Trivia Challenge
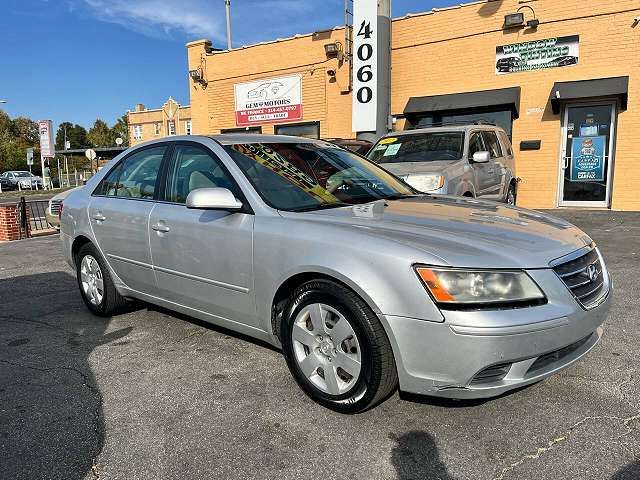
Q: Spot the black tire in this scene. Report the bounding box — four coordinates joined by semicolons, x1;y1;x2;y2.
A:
75;242;127;317
506;183;517;205
281;279;398;413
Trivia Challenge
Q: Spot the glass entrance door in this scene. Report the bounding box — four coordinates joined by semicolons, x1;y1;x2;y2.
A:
559;103;616;207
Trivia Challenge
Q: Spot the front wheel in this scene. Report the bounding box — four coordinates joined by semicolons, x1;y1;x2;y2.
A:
506;183;517;205
281;280;397;413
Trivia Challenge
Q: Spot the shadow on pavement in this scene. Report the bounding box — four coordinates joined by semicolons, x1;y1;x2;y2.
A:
0;271;130;479
390;430;455;480
611;460;640;479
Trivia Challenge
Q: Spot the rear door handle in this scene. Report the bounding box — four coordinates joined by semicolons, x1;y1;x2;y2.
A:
92;213;106;222
151;223;170;233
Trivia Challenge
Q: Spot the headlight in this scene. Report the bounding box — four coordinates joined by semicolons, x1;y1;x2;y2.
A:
402;174;445;192
415;266;546;307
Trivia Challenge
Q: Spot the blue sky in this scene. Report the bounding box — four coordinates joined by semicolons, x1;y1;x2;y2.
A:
1;0;461;130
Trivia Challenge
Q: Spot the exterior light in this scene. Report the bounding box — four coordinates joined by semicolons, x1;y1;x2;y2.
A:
504;13;525;29
324;42;340;58
189;68;207;86
527;19;540;29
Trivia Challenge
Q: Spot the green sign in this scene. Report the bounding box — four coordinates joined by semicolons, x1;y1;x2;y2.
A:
496;35;579;75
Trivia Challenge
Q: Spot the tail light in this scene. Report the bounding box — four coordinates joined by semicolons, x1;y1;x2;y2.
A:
58;202;63;219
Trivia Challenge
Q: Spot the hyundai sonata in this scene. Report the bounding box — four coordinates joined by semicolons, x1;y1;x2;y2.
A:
60;135;611;413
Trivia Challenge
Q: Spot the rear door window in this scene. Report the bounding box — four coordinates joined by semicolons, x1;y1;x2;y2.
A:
96;146;166;198
498;131;514;156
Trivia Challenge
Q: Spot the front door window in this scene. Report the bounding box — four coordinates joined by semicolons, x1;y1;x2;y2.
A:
561;104;615;206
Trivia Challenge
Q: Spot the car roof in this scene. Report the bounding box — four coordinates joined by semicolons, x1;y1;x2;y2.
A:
210;134;324;145
379;124;504;138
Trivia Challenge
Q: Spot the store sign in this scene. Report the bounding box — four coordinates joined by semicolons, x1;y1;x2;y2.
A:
496;35;579;75
38;120;55;158
570;136;606;182
352;0;378;132
234;74;302;126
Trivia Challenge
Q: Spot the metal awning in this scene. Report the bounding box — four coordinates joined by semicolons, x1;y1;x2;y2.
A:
550;76;629;114
404;87;521;118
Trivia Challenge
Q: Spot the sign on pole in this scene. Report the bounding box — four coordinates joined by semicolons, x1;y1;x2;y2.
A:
352;0;378;133
38;120;55;158
26;148;34;166
85;149;97;161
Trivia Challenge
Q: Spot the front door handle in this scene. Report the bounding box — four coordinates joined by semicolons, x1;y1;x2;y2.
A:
151;223;170;233
92;213;106;222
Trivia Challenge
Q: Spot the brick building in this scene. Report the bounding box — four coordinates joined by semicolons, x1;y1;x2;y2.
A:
127;97;192;146
183;0;639;210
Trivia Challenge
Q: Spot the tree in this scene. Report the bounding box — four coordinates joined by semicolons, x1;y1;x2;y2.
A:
110;115;129;147
55;122;90;151
87;119;112;147
11;117;39;145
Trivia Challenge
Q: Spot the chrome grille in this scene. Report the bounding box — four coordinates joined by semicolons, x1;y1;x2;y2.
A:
553;248;606;309
49;200;62;215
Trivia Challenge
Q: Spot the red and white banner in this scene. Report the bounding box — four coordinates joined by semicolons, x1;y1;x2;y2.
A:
38;120;55;158
234;74;302;126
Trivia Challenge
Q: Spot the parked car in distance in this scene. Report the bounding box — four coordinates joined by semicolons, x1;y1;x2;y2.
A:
46;187;82;229
326;138;373;155
0;171;44;190
368;124;518;204
61;135;611;413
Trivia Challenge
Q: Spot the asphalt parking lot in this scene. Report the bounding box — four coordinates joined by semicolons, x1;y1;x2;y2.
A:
1;210;638;480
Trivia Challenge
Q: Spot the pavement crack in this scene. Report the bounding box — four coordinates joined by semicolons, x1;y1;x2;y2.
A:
493;413;640;480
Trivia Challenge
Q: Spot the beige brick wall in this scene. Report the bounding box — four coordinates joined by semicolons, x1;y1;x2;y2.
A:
187;0;640;210
127;102;192;146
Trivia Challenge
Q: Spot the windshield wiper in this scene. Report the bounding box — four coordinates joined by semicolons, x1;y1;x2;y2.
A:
289;202;351;213
382;193;424;200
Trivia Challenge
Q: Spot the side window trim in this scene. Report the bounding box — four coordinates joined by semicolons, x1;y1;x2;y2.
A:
92;143;170;199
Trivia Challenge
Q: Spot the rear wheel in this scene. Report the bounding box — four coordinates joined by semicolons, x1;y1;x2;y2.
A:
281;279;397;413
76;243;127;316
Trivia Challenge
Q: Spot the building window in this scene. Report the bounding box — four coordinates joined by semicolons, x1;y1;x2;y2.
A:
133;125;142;140
154;123;161;136
185;120;192;135
167;120;176;136
274;122;320;139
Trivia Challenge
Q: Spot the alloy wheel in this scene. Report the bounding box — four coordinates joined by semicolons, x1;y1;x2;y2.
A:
80;255;104;306
291;303;362;396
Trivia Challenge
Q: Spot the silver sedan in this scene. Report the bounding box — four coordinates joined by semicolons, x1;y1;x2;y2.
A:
60;135;611;413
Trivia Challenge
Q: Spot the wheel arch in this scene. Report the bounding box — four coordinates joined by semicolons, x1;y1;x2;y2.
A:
71;234;93;265
269;268;384;341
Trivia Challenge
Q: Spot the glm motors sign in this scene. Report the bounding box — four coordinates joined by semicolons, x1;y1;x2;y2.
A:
234;74;302;126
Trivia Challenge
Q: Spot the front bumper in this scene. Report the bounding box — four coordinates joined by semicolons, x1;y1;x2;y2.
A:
381;268;612;399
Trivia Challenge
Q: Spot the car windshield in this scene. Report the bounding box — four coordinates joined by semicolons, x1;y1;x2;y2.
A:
14;172;32;177
224;142;415;212
368;132;465;164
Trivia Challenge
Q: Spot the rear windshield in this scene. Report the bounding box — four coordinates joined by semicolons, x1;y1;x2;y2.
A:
368;132;465;164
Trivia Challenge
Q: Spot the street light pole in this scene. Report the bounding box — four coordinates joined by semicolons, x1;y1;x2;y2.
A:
225;0;232;50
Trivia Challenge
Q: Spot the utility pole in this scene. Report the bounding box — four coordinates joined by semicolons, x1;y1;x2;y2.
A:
225;0;232;50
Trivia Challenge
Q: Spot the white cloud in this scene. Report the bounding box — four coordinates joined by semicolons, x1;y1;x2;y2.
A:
80;0;225;41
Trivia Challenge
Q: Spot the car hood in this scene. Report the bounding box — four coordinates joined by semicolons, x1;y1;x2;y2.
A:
283;196;593;269
378;161;457;176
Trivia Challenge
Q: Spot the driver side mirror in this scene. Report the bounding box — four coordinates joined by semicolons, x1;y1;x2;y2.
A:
186;187;243;210
472;151;491;163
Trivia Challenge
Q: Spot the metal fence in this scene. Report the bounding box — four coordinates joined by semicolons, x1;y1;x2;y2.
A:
17;197;54;239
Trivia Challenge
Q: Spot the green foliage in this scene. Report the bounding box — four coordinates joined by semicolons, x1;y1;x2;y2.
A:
55;122;90;150
0;109;39;172
111;115;129;147
87;118;113;148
